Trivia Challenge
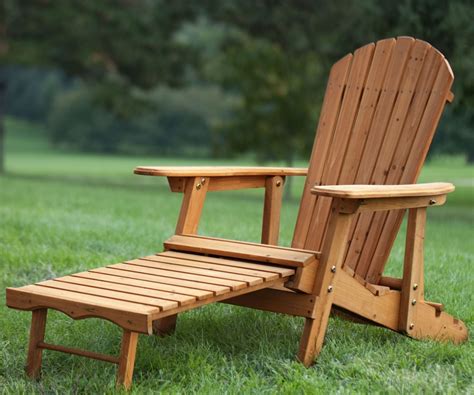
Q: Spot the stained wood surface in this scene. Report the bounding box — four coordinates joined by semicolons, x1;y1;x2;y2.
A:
6;251;295;334
298;203;357;366
223;288;315;317
175;176;209;235
292;37;454;284
261;176;284;245
26;309;47;379
164;234;318;267
311;182;454;199
135;166;307;177
116;330;139;390
37;341;120;364
399;208;426;332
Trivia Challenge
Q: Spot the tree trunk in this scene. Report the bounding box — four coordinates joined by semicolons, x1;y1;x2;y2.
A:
0;81;5;175
467;150;474;165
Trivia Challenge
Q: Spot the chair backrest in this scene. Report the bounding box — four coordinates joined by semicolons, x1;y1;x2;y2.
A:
292;37;454;284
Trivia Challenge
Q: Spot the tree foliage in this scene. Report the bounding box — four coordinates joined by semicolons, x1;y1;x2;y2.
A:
2;0;473;163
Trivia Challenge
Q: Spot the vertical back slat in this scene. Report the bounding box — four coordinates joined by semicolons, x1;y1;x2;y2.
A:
366;55;454;282
350;39;431;278
292;54;353;248
333;37;416;267
292;37;453;285
304;43;375;251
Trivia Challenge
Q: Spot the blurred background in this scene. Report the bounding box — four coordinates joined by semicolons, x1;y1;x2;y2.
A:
1;1;473;186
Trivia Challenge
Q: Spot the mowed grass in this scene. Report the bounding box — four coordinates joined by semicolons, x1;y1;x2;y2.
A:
0;119;473;394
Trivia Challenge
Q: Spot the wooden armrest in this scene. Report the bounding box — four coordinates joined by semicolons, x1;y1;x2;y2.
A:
134;166;307;177
311;183;454;199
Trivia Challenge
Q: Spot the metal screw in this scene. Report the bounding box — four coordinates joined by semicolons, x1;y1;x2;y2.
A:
201;178;206;185
429;199;436;205
330;266;336;273
413;283;418;290
196;183;202;190
409;323;414;330
276;180;282;187
411;299;417;306
327;285;333;293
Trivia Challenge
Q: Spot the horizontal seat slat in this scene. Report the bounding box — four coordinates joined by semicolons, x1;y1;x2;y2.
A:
10;284;157;314
92;267;230;295
118;261;247;291
56;276;196;306
72;271;213;300
161;251;295;277
134;257;265;285
38;280;179;310
149;254;280;280
164;235;317;267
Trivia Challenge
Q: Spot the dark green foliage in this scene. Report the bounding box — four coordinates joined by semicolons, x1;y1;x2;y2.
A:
47;85;232;156
2;0;473;161
3;1;198;88
201;0;474;163
47;86;120;153
1;66;68;122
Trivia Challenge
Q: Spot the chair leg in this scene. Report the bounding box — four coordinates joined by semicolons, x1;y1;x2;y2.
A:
152;314;178;337
26;309;48;379
116;330;139;390
297;200;357;366
298;301;333;367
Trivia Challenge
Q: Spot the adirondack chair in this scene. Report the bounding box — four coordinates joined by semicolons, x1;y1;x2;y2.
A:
6;37;468;389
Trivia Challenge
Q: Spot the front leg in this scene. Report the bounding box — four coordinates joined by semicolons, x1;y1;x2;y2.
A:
154;177;209;336
298;199;358;366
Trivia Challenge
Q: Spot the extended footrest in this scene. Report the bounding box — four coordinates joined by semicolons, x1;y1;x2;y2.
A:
6;248;296;334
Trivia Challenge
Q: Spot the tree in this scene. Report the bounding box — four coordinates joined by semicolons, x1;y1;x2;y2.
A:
1;0;473;174
0;81;4;174
200;0;474;165
1;0;200;171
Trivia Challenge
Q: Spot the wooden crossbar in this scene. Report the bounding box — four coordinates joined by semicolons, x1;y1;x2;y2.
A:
37;341;120;364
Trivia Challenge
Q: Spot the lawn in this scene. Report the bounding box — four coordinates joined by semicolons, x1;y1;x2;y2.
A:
0;119;473;394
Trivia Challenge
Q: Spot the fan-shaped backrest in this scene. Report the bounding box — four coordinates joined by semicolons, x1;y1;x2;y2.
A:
292;37;454;284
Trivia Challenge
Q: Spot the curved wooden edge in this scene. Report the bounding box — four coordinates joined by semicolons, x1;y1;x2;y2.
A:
311;182;455;199
6;288;152;334
134;166;308;177
407;301;469;344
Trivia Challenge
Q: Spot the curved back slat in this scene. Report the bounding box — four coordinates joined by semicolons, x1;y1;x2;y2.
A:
292;37;453;284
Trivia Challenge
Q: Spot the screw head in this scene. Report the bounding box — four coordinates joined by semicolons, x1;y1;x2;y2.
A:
413;283;418;290
196;183;202;190
409;323;415;330
201;178;206;184
411;299;417;306
327;285;333;293
330;266;336;273
429;199;436;205
276;180;282;187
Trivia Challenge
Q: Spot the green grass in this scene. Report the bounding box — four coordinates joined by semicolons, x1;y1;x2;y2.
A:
1;118;473;393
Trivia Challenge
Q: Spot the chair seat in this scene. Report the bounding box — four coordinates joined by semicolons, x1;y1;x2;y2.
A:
6;249;295;334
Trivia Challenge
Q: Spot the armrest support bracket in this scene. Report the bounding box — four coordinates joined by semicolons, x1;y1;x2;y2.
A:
173;174;286;245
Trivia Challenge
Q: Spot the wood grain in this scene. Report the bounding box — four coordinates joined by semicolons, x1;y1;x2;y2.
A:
135;166;307;177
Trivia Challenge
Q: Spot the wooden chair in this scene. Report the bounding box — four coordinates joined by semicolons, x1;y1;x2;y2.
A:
6;37;468;389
